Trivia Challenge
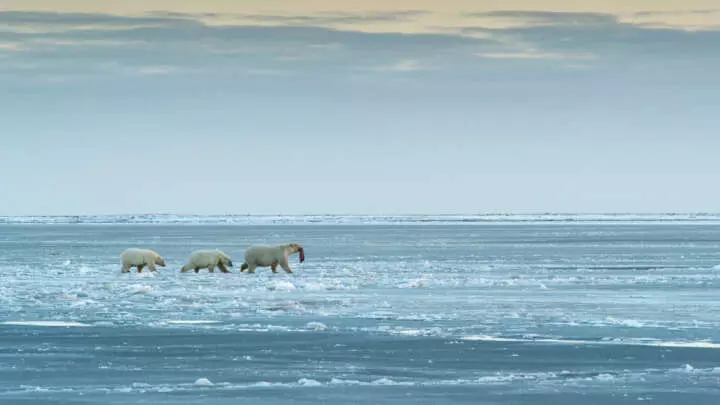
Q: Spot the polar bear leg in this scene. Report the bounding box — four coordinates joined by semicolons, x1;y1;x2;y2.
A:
121;264;131;273
137;264;146;273
148;262;157;272
208;265;215;273
218;263;230;273
194;267;200;273
270;262;279;273
280;259;292;274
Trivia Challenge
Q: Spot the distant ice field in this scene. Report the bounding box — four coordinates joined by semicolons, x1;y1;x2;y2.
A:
1;220;720;404
3;212;720;225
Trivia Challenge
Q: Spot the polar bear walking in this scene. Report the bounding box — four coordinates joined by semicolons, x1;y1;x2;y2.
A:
120;248;166;273
240;243;305;274
180;249;233;273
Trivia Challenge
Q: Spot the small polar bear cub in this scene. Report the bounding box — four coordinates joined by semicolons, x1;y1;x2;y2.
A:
240;243;305;274
180;249;233;273
120;248;166;273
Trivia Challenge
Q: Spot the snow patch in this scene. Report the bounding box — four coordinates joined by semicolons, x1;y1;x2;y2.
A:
306;322;328;331
298;378;322;386
1;321;91;327
194;378;213;386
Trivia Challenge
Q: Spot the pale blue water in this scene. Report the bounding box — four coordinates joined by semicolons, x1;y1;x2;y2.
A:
2;220;720;404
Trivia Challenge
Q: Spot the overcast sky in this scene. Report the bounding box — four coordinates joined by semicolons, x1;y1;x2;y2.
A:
1;1;719;215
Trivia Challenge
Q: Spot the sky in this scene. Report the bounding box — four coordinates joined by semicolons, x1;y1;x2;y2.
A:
1;1;719;215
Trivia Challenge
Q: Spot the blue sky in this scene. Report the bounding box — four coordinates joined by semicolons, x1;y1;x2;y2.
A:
1;2;719;215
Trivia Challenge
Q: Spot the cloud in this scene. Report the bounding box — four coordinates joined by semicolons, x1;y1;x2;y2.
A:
0;9;719;88
460;10;720;64
465;10;620;27
133;65;179;75
363;59;433;72
0;11;200;37
234;10;429;25
0;10;193;26
629;9;720;31
0;42;24;51
0;10;491;82
476;51;595;60
141;10;429;24
633;9;720;18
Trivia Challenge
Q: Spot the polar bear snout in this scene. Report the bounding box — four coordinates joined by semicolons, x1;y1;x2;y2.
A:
287;243;305;263
226;260;234;267
157;257;166;267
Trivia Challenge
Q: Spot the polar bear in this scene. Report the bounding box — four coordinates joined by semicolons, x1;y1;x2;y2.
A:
240;243;305;274
180;249;233;273
120;248;166;273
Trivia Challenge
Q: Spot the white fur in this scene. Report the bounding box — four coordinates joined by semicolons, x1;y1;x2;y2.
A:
181;249;233;273
120;248;166;273
241;243;302;274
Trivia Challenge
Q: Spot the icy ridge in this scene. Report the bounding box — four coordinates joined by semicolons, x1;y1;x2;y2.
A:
2;213;720;225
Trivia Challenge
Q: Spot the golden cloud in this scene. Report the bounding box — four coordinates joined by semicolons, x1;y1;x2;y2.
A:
1;0;718;34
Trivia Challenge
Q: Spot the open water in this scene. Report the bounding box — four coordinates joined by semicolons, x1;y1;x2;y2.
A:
1;217;720;404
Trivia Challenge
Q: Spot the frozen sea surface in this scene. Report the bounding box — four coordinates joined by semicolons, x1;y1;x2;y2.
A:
1;221;720;404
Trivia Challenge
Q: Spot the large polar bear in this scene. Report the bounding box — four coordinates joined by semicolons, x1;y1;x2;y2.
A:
180;249;233;273
120;248;166;273
240;243;305;274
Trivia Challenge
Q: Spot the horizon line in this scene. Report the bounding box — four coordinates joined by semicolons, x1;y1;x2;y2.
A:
2;212;720;217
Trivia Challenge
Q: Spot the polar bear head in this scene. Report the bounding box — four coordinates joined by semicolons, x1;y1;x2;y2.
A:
286;243;303;253
286;243;304;263
154;253;166;267
217;250;233;267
